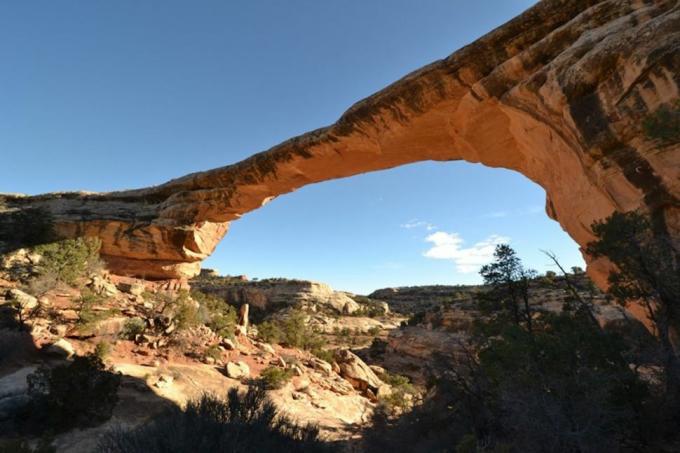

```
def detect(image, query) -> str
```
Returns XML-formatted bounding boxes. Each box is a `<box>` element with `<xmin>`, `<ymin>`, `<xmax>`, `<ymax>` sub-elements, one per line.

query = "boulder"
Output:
<box><xmin>225</xmin><ymin>361</ymin><xmax>250</xmax><ymax>379</ymax></box>
<box><xmin>309</xmin><ymin>358</ymin><xmax>333</xmax><ymax>376</ymax></box>
<box><xmin>333</xmin><ymin>349</ymin><xmax>384</xmax><ymax>393</ymax></box>
<box><xmin>154</xmin><ymin>374</ymin><xmax>174</xmax><ymax>389</ymax></box>
<box><xmin>118</xmin><ymin>282</ymin><xmax>145</xmax><ymax>296</ymax></box>
<box><xmin>45</xmin><ymin>338</ymin><xmax>75</xmax><ymax>358</ymax></box>
<box><xmin>89</xmin><ymin>276</ymin><xmax>118</xmax><ymax>297</ymax></box>
<box><xmin>222</xmin><ymin>338</ymin><xmax>237</xmax><ymax>350</ymax></box>
<box><xmin>6</xmin><ymin>289</ymin><xmax>38</xmax><ymax>311</ymax></box>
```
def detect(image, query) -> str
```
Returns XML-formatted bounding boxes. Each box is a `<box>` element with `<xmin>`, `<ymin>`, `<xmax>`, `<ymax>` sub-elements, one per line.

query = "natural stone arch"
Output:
<box><xmin>1</xmin><ymin>0</ymin><xmax>678</xmax><ymax>291</ymax></box>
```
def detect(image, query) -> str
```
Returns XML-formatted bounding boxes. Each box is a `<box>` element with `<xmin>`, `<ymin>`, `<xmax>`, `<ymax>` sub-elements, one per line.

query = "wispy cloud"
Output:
<box><xmin>482</xmin><ymin>210</ymin><xmax>508</xmax><ymax>219</ymax></box>
<box><xmin>423</xmin><ymin>232</ymin><xmax>509</xmax><ymax>273</ymax></box>
<box><xmin>401</xmin><ymin>218</ymin><xmax>436</xmax><ymax>231</ymax></box>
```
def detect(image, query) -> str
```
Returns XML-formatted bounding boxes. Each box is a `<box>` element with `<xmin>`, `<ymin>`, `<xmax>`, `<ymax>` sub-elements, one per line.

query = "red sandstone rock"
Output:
<box><xmin>0</xmin><ymin>0</ymin><xmax>678</xmax><ymax>293</ymax></box>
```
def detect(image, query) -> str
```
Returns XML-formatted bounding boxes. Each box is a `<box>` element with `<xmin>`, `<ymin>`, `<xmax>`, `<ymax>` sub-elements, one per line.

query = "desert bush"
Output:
<box><xmin>351</xmin><ymin>296</ymin><xmax>387</xmax><ymax>318</ymax></box>
<box><xmin>257</xmin><ymin>310</ymin><xmax>326</xmax><ymax>351</ymax></box>
<box><xmin>172</xmin><ymin>292</ymin><xmax>200</xmax><ymax>331</ymax></box>
<box><xmin>367</xmin><ymin>326</ymin><xmax>382</xmax><ymax>336</ymax></box>
<box><xmin>204</xmin><ymin>344</ymin><xmax>222</xmax><ymax>362</ymax></box>
<box><xmin>97</xmin><ymin>387</ymin><xmax>331</xmax><ymax>453</ymax></box>
<box><xmin>643</xmin><ymin>100</ymin><xmax>680</xmax><ymax>143</ymax></box>
<box><xmin>378</xmin><ymin>373</ymin><xmax>416</xmax><ymax>416</ymax></box>
<box><xmin>260</xmin><ymin>366</ymin><xmax>295</xmax><ymax>390</ymax></box>
<box><xmin>95</xmin><ymin>341</ymin><xmax>112</xmax><ymax>361</ymax></box>
<box><xmin>6</xmin><ymin>354</ymin><xmax>122</xmax><ymax>435</ymax></box>
<box><xmin>311</xmin><ymin>347</ymin><xmax>334</xmax><ymax>364</ymax></box>
<box><xmin>24</xmin><ymin>272</ymin><xmax>59</xmax><ymax>296</ymax></box>
<box><xmin>122</xmin><ymin>317</ymin><xmax>145</xmax><ymax>340</ymax></box>
<box><xmin>34</xmin><ymin>237</ymin><xmax>103</xmax><ymax>286</ymax></box>
<box><xmin>75</xmin><ymin>290</ymin><xmax>116</xmax><ymax>334</ymax></box>
<box><xmin>192</xmin><ymin>291</ymin><xmax>237</xmax><ymax>338</ymax></box>
<box><xmin>257</xmin><ymin>320</ymin><xmax>283</xmax><ymax>344</ymax></box>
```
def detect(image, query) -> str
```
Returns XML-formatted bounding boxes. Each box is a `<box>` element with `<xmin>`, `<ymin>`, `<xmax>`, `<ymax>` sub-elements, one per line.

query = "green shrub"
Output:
<box><xmin>378</xmin><ymin>373</ymin><xmax>416</xmax><ymax>415</ymax></box>
<box><xmin>95</xmin><ymin>341</ymin><xmax>112</xmax><ymax>361</ymax></box>
<box><xmin>260</xmin><ymin>366</ymin><xmax>295</xmax><ymax>390</ymax></box>
<box><xmin>204</xmin><ymin>344</ymin><xmax>222</xmax><ymax>362</ymax></box>
<box><xmin>172</xmin><ymin>292</ymin><xmax>200</xmax><ymax>331</ymax></box>
<box><xmin>122</xmin><ymin>318</ymin><xmax>145</xmax><ymax>340</ymax></box>
<box><xmin>34</xmin><ymin>237</ymin><xmax>103</xmax><ymax>286</ymax></box>
<box><xmin>23</xmin><ymin>354</ymin><xmax>120</xmax><ymax>434</ymax></box>
<box><xmin>367</xmin><ymin>326</ymin><xmax>382</xmax><ymax>336</ymax></box>
<box><xmin>643</xmin><ymin>100</ymin><xmax>680</xmax><ymax>143</ymax></box>
<box><xmin>311</xmin><ymin>347</ymin><xmax>334</xmax><ymax>364</ymax></box>
<box><xmin>75</xmin><ymin>290</ymin><xmax>115</xmax><ymax>334</ymax></box>
<box><xmin>97</xmin><ymin>388</ymin><xmax>329</xmax><ymax>452</ymax></box>
<box><xmin>257</xmin><ymin>311</ymin><xmax>326</xmax><ymax>351</ymax></box>
<box><xmin>257</xmin><ymin>320</ymin><xmax>283</xmax><ymax>344</ymax></box>
<box><xmin>192</xmin><ymin>291</ymin><xmax>237</xmax><ymax>338</ymax></box>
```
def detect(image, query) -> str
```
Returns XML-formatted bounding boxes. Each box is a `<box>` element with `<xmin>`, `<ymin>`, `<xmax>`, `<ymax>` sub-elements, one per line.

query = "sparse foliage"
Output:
<box><xmin>260</xmin><ymin>366</ymin><xmax>295</xmax><ymax>390</ymax></box>
<box><xmin>97</xmin><ymin>387</ymin><xmax>330</xmax><ymax>452</ymax></box>
<box><xmin>34</xmin><ymin>237</ymin><xmax>103</xmax><ymax>286</ymax></box>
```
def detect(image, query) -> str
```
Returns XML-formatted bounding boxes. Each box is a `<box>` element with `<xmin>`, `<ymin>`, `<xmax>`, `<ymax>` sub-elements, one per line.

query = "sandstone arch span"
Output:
<box><xmin>1</xmin><ymin>0</ymin><xmax>678</xmax><ymax>289</ymax></box>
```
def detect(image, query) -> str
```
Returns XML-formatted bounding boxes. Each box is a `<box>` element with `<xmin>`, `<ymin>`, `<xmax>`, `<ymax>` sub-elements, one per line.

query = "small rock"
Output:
<box><xmin>49</xmin><ymin>324</ymin><xmax>68</xmax><ymax>337</ymax></box>
<box><xmin>154</xmin><ymin>374</ymin><xmax>174</xmax><ymax>389</ymax></box>
<box><xmin>309</xmin><ymin>358</ymin><xmax>333</xmax><ymax>376</ymax></box>
<box><xmin>369</xmin><ymin>365</ymin><xmax>387</xmax><ymax>377</ymax></box>
<box><xmin>204</xmin><ymin>357</ymin><xmax>216</xmax><ymax>365</ymax></box>
<box><xmin>291</xmin><ymin>391</ymin><xmax>305</xmax><ymax>400</ymax></box>
<box><xmin>89</xmin><ymin>276</ymin><xmax>118</xmax><ymax>297</ymax></box>
<box><xmin>38</xmin><ymin>296</ymin><xmax>51</xmax><ymax>307</ymax></box>
<box><xmin>222</xmin><ymin>338</ymin><xmax>237</xmax><ymax>350</ymax></box>
<box><xmin>26</xmin><ymin>253</ymin><xmax>42</xmax><ymax>265</ymax></box>
<box><xmin>273</xmin><ymin>356</ymin><xmax>286</xmax><ymax>368</ymax></box>
<box><xmin>258</xmin><ymin>343</ymin><xmax>275</xmax><ymax>354</ymax></box>
<box><xmin>118</xmin><ymin>282</ymin><xmax>145</xmax><ymax>296</ymax></box>
<box><xmin>225</xmin><ymin>361</ymin><xmax>250</xmax><ymax>379</ymax></box>
<box><xmin>292</xmin><ymin>376</ymin><xmax>310</xmax><ymax>391</ymax></box>
<box><xmin>45</xmin><ymin>338</ymin><xmax>75</xmax><ymax>358</ymax></box>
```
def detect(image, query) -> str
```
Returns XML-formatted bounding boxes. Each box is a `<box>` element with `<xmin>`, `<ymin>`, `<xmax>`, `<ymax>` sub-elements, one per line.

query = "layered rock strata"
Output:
<box><xmin>0</xmin><ymin>0</ymin><xmax>677</xmax><ymax>287</ymax></box>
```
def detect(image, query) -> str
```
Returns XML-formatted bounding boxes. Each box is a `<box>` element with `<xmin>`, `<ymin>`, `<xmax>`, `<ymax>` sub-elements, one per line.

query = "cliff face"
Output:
<box><xmin>1</xmin><ymin>0</ymin><xmax>678</xmax><ymax>286</ymax></box>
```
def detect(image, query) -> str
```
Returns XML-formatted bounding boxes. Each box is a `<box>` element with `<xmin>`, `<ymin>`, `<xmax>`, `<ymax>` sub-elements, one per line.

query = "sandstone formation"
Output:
<box><xmin>0</xmin><ymin>0</ymin><xmax>678</xmax><ymax>290</ymax></box>
<box><xmin>192</xmin><ymin>276</ymin><xmax>361</xmax><ymax>315</ymax></box>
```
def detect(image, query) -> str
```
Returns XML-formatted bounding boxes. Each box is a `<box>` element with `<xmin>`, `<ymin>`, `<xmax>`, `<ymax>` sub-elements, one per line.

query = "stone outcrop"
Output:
<box><xmin>0</xmin><ymin>0</ymin><xmax>677</xmax><ymax>290</ymax></box>
<box><xmin>193</xmin><ymin>277</ymin><xmax>361</xmax><ymax>315</ymax></box>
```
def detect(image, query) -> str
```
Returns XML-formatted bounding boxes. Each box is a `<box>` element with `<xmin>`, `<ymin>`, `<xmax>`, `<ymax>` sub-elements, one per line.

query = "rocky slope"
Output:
<box><xmin>1</xmin><ymin>0</ymin><xmax>677</xmax><ymax>292</ymax></box>
<box><xmin>0</xmin><ymin>254</ymin><xmax>407</xmax><ymax>451</ymax></box>
<box><xmin>366</xmin><ymin>276</ymin><xmax>642</xmax><ymax>384</ymax></box>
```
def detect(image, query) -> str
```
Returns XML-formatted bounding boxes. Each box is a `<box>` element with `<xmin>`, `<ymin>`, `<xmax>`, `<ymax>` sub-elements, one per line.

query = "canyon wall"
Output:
<box><xmin>1</xmin><ymin>0</ymin><xmax>678</xmax><ymax>287</ymax></box>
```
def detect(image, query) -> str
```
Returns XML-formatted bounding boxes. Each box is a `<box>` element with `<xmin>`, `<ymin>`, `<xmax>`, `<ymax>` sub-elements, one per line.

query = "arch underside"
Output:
<box><xmin>1</xmin><ymin>0</ymin><xmax>678</xmax><ymax>290</ymax></box>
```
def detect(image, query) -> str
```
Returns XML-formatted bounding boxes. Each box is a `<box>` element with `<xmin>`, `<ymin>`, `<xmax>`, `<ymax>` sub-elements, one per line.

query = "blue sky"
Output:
<box><xmin>0</xmin><ymin>0</ymin><xmax>585</xmax><ymax>293</ymax></box>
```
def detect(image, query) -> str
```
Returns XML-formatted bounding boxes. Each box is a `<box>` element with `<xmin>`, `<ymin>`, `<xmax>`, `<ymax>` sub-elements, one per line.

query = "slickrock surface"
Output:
<box><xmin>1</xmin><ymin>0</ymin><xmax>678</xmax><ymax>289</ymax></box>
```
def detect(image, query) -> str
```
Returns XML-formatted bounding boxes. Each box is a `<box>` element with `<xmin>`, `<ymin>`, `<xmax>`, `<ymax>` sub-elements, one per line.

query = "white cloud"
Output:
<box><xmin>423</xmin><ymin>232</ymin><xmax>509</xmax><ymax>273</ymax></box>
<box><xmin>401</xmin><ymin>219</ymin><xmax>436</xmax><ymax>231</ymax></box>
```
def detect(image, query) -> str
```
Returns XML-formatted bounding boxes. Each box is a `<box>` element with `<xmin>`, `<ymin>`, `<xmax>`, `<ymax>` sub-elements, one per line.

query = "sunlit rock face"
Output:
<box><xmin>1</xmin><ymin>0</ymin><xmax>678</xmax><ymax>286</ymax></box>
